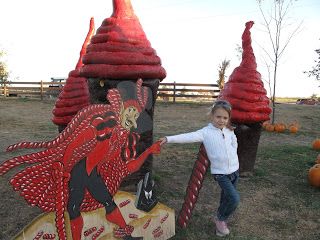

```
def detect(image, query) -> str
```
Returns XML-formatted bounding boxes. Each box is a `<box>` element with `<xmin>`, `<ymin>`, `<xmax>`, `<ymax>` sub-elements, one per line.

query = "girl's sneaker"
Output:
<box><xmin>214</xmin><ymin>217</ymin><xmax>230</xmax><ymax>237</ymax></box>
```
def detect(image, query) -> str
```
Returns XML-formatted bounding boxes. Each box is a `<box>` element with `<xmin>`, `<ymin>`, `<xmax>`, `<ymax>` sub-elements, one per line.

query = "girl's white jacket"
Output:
<box><xmin>166</xmin><ymin>123</ymin><xmax>239</xmax><ymax>175</ymax></box>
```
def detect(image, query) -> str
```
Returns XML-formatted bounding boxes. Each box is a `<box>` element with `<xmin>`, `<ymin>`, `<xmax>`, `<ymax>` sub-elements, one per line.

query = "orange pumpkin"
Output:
<box><xmin>312</xmin><ymin>139</ymin><xmax>320</xmax><ymax>150</ymax></box>
<box><xmin>274</xmin><ymin>123</ymin><xmax>286</xmax><ymax>133</ymax></box>
<box><xmin>262</xmin><ymin>121</ymin><xmax>270</xmax><ymax>129</ymax></box>
<box><xmin>308</xmin><ymin>164</ymin><xmax>320</xmax><ymax>187</ymax></box>
<box><xmin>265</xmin><ymin>124</ymin><xmax>274</xmax><ymax>132</ymax></box>
<box><xmin>289</xmin><ymin>125</ymin><xmax>299</xmax><ymax>133</ymax></box>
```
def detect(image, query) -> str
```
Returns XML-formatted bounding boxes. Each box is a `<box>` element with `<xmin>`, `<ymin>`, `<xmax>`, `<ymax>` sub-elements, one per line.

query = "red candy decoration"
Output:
<box><xmin>219</xmin><ymin>21</ymin><xmax>271</xmax><ymax>124</ymax></box>
<box><xmin>52</xmin><ymin>18</ymin><xmax>95</xmax><ymax>127</ymax></box>
<box><xmin>177</xmin><ymin>144</ymin><xmax>210</xmax><ymax>228</ymax></box>
<box><xmin>80</xmin><ymin>0</ymin><xmax>166</xmax><ymax>80</ymax></box>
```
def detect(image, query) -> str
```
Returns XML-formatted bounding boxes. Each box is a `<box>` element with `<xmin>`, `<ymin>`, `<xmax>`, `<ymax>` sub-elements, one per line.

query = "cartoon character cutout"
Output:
<box><xmin>0</xmin><ymin>79</ymin><xmax>161</xmax><ymax>240</ymax></box>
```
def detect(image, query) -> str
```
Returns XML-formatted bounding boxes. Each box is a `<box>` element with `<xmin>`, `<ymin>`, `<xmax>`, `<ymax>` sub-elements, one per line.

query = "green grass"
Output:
<box><xmin>255</xmin><ymin>145</ymin><xmax>320</xmax><ymax>205</ymax></box>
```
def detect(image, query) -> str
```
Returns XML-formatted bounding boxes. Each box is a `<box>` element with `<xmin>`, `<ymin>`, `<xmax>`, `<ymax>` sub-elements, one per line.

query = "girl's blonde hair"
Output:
<box><xmin>209</xmin><ymin>100</ymin><xmax>234</xmax><ymax>130</ymax></box>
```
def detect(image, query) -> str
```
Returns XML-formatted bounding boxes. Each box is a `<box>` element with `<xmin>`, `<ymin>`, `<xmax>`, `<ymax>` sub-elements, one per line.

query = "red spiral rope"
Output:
<box><xmin>177</xmin><ymin>144</ymin><xmax>210</xmax><ymax>228</ymax></box>
<box><xmin>53</xmin><ymin>162</ymin><xmax>68</xmax><ymax>240</ymax></box>
<box><xmin>6</xmin><ymin>104</ymin><xmax>109</xmax><ymax>153</ymax></box>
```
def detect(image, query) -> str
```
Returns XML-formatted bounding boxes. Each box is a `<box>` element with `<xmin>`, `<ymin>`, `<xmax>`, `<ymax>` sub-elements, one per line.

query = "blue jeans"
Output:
<box><xmin>213</xmin><ymin>170</ymin><xmax>240</xmax><ymax>221</ymax></box>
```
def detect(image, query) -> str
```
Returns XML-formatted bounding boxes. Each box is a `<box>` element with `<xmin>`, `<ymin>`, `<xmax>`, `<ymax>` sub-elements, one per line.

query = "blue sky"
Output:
<box><xmin>0</xmin><ymin>0</ymin><xmax>319</xmax><ymax>97</ymax></box>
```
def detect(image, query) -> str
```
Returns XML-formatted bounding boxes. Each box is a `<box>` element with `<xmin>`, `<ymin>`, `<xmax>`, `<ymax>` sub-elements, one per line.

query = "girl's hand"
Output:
<box><xmin>159</xmin><ymin>137</ymin><xmax>167</xmax><ymax>146</ymax></box>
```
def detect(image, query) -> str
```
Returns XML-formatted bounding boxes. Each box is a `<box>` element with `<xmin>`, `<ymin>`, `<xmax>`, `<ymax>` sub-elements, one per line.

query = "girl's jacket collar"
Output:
<box><xmin>208</xmin><ymin>123</ymin><xmax>226</xmax><ymax>131</ymax></box>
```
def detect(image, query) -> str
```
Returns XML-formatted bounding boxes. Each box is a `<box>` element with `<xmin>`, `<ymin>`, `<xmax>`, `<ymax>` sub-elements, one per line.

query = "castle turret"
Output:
<box><xmin>219</xmin><ymin>21</ymin><xmax>271</xmax><ymax>174</ymax></box>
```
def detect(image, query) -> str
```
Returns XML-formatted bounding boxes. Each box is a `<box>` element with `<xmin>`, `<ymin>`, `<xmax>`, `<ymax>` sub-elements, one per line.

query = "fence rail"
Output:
<box><xmin>0</xmin><ymin>81</ymin><xmax>220</xmax><ymax>102</ymax></box>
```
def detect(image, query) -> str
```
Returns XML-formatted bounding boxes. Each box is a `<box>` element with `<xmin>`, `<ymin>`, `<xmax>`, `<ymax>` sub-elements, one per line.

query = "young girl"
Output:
<box><xmin>159</xmin><ymin>100</ymin><xmax>240</xmax><ymax>237</ymax></box>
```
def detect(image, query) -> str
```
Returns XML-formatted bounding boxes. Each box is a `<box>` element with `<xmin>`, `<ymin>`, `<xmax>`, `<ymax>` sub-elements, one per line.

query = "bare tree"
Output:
<box><xmin>304</xmin><ymin>43</ymin><xmax>320</xmax><ymax>82</ymax></box>
<box><xmin>257</xmin><ymin>0</ymin><xmax>303</xmax><ymax>123</ymax></box>
<box><xmin>235</xmin><ymin>44</ymin><xmax>243</xmax><ymax>61</ymax></box>
<box><xmin>217</xmin><ymin>59</ymin><xmax>231</xmax><ymax>90</ymax></box>
<box><xmin>0</xmin><ymin>50</ymin><xmax>9</xmax><ymax>86</ymax></box>
<box><xmin>261</xmin><ymin>56</ymin><xmax>273</xmax><ymax>99</ymax></box>
<box><xmin>235</xmin><ymin>37</ymin><xmax>273</xmax><ymax>99</ymax></box>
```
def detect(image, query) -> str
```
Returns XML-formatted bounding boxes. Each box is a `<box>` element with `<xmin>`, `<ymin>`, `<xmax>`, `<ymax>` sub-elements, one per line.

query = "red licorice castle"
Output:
<box><xmin>219</xmin><ymin>21</ymin><xmax>271</xmax><ymax>123</ymax></box>
<box><xmin>80</xmin><ymin>0</ymin><xmax>166</xmax><ymax>80</ymax></box>
<box><xmin>53</xmin><ymin>0</ymin><xmax>167</xmax><ymax>129</ymax></box>
<box><xmin>52</xmin><ymin>18</ymin><xmax>95</xmax><ymax>128</ymax></box>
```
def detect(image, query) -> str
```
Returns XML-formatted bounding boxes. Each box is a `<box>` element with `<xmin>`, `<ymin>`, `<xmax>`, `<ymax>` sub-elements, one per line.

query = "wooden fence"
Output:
<box><xmin>0</xmin><ymin>81</ymin><xmax>220</xmax><ymax>102</ymax></box>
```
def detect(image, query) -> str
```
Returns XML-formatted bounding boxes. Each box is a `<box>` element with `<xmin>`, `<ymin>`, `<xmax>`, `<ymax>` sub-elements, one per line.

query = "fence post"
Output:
<box><xmin>40</xmin><ymin>80</ymin><xmax>44</xmax><ymax>100</ymax></box>
<box><xmin>173</xmin><ymin>81</ymin><xmax>176</xmax><ymax>103</ymax></box>
<box><xmin>4</xmin><ymin>82</ymin><xmax>7</xmax><ymax>97</ymax></box>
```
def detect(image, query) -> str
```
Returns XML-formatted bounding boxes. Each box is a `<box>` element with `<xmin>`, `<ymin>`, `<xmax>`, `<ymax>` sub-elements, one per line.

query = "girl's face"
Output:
<box><xmin>211</xmin><ymin>108</ymin><xmax>230</xmax><ymax>129</ymax></box>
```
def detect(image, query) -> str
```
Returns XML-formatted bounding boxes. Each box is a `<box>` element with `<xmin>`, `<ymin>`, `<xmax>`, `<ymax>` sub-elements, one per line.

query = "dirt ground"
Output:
<box><xmin>0</xmin><ymin>97</ymin><xmax>320</xmax><ymax>240</ymax></box>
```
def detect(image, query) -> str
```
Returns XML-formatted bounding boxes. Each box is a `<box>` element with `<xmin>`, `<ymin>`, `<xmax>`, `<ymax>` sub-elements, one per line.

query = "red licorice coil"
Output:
<box><xmin>84</xmin><ymin>227</ymin><xmax>97</xmax><ymax>236</ymax></box>
<box><xmin>129</xmin><ymin>213</ymin><xmax>138</xmax><ymax>219</ymax></box>
<box><xmin>92</xmin><ymin>226</ymin><xmax>104</xmax><ymax>240</ymax></box>
<box><xmin>119</xmin><ymin>199</ymin><xmax>131</xmax><ymax>208</ymax></box>
<box><xmin>177</xmin><ymin>144</ymin><xmax>210</xmax><ymax>228</ymax></box>
<box><xmin>143</xmin><ymin>218</ymin><xmax>151</xmax><ymax>229</ymax></box>
<box><xmin>160</xmin><ymin>213</ymin><xmax>169</xmax><ymax>224</ymax></box>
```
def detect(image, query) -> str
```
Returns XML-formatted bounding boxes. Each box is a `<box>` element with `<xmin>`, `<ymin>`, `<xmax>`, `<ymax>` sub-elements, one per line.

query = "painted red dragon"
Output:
<box><xmin>0</xmin><ymin>79</ymin><xmax>161</xmax><ymax>240</ymax></box>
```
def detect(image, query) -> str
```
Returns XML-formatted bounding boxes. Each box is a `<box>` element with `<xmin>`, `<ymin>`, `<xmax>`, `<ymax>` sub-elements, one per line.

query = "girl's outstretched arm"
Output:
<box><xmin>163</xmin><ymin>130</ymin><xmax>204</xmax><ymax>144</ymax></box>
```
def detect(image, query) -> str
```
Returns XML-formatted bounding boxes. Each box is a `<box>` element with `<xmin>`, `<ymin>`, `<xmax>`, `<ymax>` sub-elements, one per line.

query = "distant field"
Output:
<box><xmin>274</xmin><ymin>97</ymin><xmax>300</xmax><ymax>103</ymax></box>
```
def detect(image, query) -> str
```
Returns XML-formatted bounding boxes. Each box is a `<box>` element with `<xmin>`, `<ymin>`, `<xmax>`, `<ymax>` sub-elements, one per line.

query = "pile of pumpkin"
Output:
<box><xmin>308</xmin><ymin>139</ymin><xmax>320</xmax><ymax>188</ymax></box>
<box><xmin>261</xmin><ymin>121</ymin><xmax>320</xmax><ymax>187</ymax></box>
<box><xmin>262</xmin><ymin>121</ymin><xmax>299</xmax><ymax>133</ymax></box>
